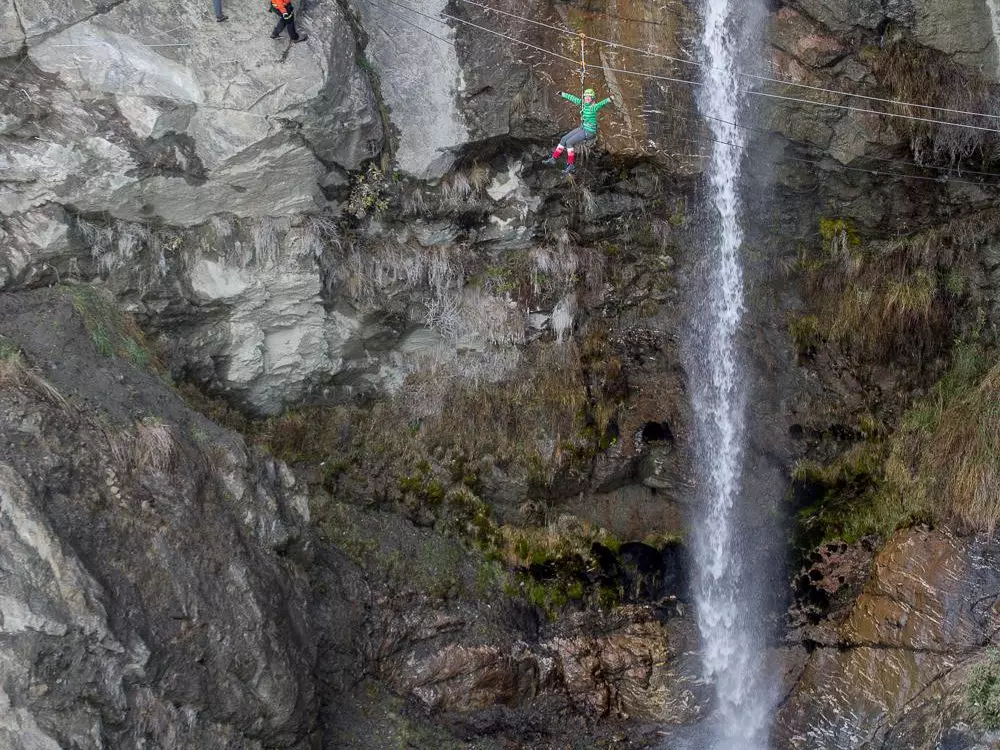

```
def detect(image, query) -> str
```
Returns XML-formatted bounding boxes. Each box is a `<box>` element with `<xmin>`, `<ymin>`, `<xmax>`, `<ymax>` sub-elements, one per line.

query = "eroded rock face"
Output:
<box><xmin>788</xmin><ymin>0</ymin><xmax>999</xmax><ymax>77</ymax></box>
<box><xmin>777</xmin><ymin>529</ymin><xmax>1000</xmax><ymax>748</ymax></box>
<box><xmin>0</xmin><ymin>289</ymin><xmax>316</xmax><ymax>749</ymax></box>
<box><xmin>383</xmin><ymin>606</ymin><xmax>702</xmax><ymax>724</ymax></box>
<box><xmin>355</xmin><ymin>0</ymin><xmax>468</xmax><ymax>178</ymax></box>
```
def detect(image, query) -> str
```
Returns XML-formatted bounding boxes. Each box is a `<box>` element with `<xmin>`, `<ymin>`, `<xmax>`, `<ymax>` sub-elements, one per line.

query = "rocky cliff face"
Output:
<box><xmin>0</xmin><ymin>289</ymin><xmax>316</xmax><ymax>749</ymax></box>
<box><xmin>4</xmin><ymin>0</ymin><xmax>1000</xmax><ymax>746</ymax></box>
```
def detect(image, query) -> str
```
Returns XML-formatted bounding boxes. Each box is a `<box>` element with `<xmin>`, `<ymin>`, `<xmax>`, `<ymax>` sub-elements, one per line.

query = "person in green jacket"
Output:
<box><xmin>543</xmin><ymin>88</ymin><xmax>614</xmax><ymax>174</ymax></box>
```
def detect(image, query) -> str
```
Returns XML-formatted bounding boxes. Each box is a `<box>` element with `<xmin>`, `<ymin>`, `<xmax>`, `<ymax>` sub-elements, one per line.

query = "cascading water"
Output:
<box><xmin>686</xmin><ymin>0</ymin><xmax>770</xmax><ymax>747</ymax></box>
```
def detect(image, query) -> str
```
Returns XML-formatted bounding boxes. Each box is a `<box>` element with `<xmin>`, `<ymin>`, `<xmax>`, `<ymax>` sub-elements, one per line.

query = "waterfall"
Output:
<box><xmin>686</xmin><ymin>0</ymin><xmax>770</xmax><ymax>747</ymax></box>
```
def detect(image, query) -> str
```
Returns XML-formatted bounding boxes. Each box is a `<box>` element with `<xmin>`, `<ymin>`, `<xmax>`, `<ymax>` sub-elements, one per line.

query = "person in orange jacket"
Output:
<box><xmin>269</xmin><ymin>0</ymin><xmax>308</xmax><ymax>42</ymax></box>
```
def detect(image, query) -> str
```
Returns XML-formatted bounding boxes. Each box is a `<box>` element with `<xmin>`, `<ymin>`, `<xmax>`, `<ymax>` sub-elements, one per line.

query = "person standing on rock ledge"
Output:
<box><xmin>542</xmin><ymin>88</ymin><xmax>614</xmax><ymax>175</ymax></box>
<box><xmin>269</xmin><ymin>0</ymin><xmax>308</xmax><ymax>43</ymax></box>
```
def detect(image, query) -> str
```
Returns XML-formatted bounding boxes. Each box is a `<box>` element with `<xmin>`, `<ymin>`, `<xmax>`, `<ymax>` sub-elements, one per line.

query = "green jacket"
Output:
<box><xmin>561</xmin><ymin>92</ymin><xmax>612</xmax><ymax>134</ymax></box>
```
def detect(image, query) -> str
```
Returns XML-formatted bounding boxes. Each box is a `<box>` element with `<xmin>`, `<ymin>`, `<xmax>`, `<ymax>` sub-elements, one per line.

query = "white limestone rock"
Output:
<box><xmin>12</xmin><ymin>0</ymin><xmax>98</xmax><ymax>42</ymax></box>
<box><xmin>3</xmin><ymin>0</ymin><xmax>379</xmax><ymax>225</ymax></box>
<box><xmin>0</xmin><ymin>0</ymin><xmax>24</xmax><ymax>57</ymax></box>
<box><xmin>0</xmin><ymin>206</ymin><xmax>73</xmax><ymax>286</ymax></box>
<box><xmin>356</xmin><ymin>0</ymin><xmax>469</xmax><ymax>178</ymax></box>
<box><xmin>115</xmin><ymin>95</ymin><xmax>192</xmax><ymax>140</ymax></box>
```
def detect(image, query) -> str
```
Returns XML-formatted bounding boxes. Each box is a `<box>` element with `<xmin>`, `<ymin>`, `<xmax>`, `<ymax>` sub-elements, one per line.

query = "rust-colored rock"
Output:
<box><xmin>387</xmin><ymin>605</ymin><xmax>703</xmax><ymax>724</ymax></box>
<box><xmin>776</xmin><ymin>528</ymin><xmax>1000</xmax><ymax>749</ymax></box>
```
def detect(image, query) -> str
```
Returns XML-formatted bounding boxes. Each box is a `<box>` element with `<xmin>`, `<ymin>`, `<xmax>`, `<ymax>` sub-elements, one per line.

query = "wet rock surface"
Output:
<box><xmin>777</xmin><ymin>529</ymin><xmax>1000</xmax><ymax>749</ymax></box>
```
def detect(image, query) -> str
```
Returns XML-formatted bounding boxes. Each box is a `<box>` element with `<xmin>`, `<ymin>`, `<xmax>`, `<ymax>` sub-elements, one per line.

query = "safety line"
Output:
<box><xmin>673</xmin><ymin>131</ymin><xmax>990</xmax><ymax>188</ymax></box>
<box><xmin>367</xmin><ymin>0</ymin><xmax>456</xmax><ymax>47</ymax></box>
<box><xmin>643</xmin><ymin>103</ymin><xmax>1000</xmax><ymax>180</ymax></box>
<box><xmin>452</xmin><ymin>0</ymin><xmax>1000</xmax><ymax>124</ymax></box>
<box><xmin>382</xmin><ymin>0</ymin><xmax>1000</xmax><ymax>135</ymax></box>
<box><xmin>376</xmin><ymin>0</ymin><xmax>583</xmax><ymax>67</ymax></box>
<box><xmin>375</xmin><ymin>0</ymin><xmax>1000</xmax><ymax>188</ymax></box>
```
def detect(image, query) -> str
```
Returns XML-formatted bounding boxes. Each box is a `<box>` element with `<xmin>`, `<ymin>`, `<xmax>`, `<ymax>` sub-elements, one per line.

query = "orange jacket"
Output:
<box><xmin>271</xmin><ymin>0</ymin><xmax>292</xmax><ymax>14</ymax></box>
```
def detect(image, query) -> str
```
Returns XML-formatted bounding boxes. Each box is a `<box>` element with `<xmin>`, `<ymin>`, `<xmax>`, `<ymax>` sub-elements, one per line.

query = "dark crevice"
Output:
<box><xmin>335</xmin><ymin>0</ymin><xmax>394</xmax><ymax>166</ymax></box>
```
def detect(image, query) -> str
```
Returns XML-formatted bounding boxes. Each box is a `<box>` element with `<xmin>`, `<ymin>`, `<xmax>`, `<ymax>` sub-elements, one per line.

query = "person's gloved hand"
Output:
<box><xmin>282</xmin><ymin>11</ymin><xmax>293</xmax><ymax>18</ymax></box>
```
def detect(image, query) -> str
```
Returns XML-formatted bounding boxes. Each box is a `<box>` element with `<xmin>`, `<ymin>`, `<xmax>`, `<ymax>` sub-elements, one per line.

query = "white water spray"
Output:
<box><xmin>688</xmin><ymin>0</ymin><xmax>770</xmax><ymax>747</ymax></box>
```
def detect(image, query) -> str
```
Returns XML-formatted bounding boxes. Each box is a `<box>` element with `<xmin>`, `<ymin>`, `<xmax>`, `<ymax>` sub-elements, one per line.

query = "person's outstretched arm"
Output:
<box><xmin>595</xmin><ymin>97</ymin><xmax>613</xmax><ymax>109</ymax></box>
<box><xmin>560</xmin><ymin>92</ymin><xmax>582</xmax><ymax>105</ymax></box>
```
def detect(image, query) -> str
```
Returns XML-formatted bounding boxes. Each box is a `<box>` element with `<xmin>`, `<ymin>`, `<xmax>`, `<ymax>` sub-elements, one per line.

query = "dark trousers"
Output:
<box><xmin>272</xmin><ymin>14</ymin><xmax>300</xmax><ymax>39</ymax></box>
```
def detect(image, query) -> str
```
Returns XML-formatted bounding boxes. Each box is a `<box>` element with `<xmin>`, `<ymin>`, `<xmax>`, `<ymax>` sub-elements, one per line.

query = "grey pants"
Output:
<box><xmin>559</xmin><ymin>127</ymin><xmax>596</xmax><ymax>148</ymax></box>
<box><xmin>213</xmin><ymin>0</ymin><xmax>223</xmax><ymax>17</ymax></box>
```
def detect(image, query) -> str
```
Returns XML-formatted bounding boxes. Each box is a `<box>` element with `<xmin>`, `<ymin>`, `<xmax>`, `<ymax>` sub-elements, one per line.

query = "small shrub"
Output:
<box><xmin>968</xmin><ymin>650</ymin><xmax>1000</xmax><ymax>730</ymax></box>
<box><xmin>347</xmin><ymin>164</ymin><xmax>390</xmax><ymax>219</ymax></box>
<box><xmin>788</xmin><ymin>314</ymin><xmax>821</xmax><ymax>360</ymax></box>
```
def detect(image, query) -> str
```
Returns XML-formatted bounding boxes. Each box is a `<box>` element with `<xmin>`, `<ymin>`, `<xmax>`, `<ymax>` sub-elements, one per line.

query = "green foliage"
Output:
<box><xmin>792</xmin><ymin>337</ymin><xmax>1000</xmax><ymax>548</ymax></box>
<box><xmin>347</xmin><ymin>164</ymin><xmax>390</xmax><ymax>219</ymax></box>
<box><xmin>485</xmin><ymin>265</ymin><xmax>516</xmax><ymax>294</ymax></box>
<box><xmin>0</xmin><ymin>335</ymin><xmax>19</xmax><ymax>361</ymax></box>
<box><xmin>182</xmin><ymin>337</ymin><xmax>651</xmax><ymax>619</ymax></box>
<box><xmin>792</xmin><ymin>440</ymin><xmax>894</xmax><ymax>549</ymax></box>
<box><xmin>71</xmin><ymin>285</ymin><xmax>158</xmax><ymax>370</ymax></box>
<box><xmin>819</xmin><ymin>217</ymin><xmax>860</xmax><ymax>250</ymax></box>
<box><xmin>788</xmin><ymin>314</ymin><xmax>821</xmax><ymax>360</ymax></box>
<box><xmin>398</xmin><ymin>461</ymin><xmax>446</xmax><ymax>508</ymax></box>
<box><xmin>968</xmin><ymin>650</ymin><xmax>1000</xmax><ymax>730</ymax></box>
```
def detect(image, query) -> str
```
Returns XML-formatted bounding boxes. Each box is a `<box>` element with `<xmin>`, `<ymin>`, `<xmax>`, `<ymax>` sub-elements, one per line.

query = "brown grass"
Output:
<box><xmin>863</xmin><ymin>40</ymin><xmax>1000</xmax><ymax>164</ymax></box>
<box><xmin>110</xmin><ymin>418</ymin><xmax>184</xmax><ymax>475</ymax></box>
<box><xmin>926</xmin><ymin>364</ymin><xmax>1000</xmax><ymax>532</ymax></box>
<box><xmin>0</xmin><ymin>342</ymin><xmax>70</xmax><ymax>409</ymax></box>
<box><xmin>807</xmin><ymin>208</ymin><xmax>1000</xmax><ymax>360</ymax></box>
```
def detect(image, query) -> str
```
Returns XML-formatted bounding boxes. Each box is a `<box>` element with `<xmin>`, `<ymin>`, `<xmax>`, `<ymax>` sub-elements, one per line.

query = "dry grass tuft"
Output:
<box><xmin>0</xmin><ymin>340</ymin><xmax>69</xmax><ymax>409</ymax></box>
<box><xmin>440</xmin><ymin>172</ymin><xmax>473</xmax><ymax>207</ymax></box>
<box><xmin>111</xmin><ymin>418</ymin><xmax>184</xmax><ymax>475</ymax></box>
<box><xmin>925</xmin><ymin>363</ymin><xmax>1000</xmax><ymax>532</ymax></box>
<box><xmin>467</xmin><ymin>162</ymin><xmax>491</xmax><ymax>193</ymax></box>
<box><xmin>804</xmin><ymin>208</ymin><xmax>1000</xmax><ymax>360</ymax></box>
<box><xmin>337</xmin><ymin>239</ymin><xmax>465</xmax><ymax>309</ymax></box>
<box><xmin>864</xmin><ymin>40</ymin><xmax>1000</xmax><ymax>164</ymax></box>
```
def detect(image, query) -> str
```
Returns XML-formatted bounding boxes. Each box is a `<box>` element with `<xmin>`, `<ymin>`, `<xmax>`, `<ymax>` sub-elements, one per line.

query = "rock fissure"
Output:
<box><xmin>804</xmin><ymin>639</ymin><xmax>980</xmax><ymax>657</ymax></box>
